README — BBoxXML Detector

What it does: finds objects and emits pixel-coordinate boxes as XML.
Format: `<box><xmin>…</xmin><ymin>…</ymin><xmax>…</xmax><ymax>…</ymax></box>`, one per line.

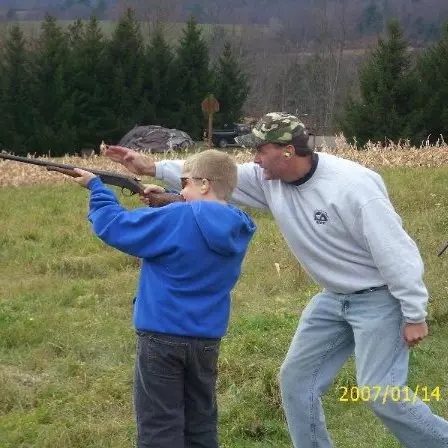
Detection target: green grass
<box><xmin>0</xmin><ymin>166</ymin><xmax>447</xmax><ymax>447</ymax></box>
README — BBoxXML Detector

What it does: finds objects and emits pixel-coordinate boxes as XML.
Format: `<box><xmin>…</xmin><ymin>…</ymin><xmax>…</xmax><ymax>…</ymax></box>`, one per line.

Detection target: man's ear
<box><xmin>283</xmin><ymin>144</ymin><xmax>295</xmax><ymax>158</ymax></box>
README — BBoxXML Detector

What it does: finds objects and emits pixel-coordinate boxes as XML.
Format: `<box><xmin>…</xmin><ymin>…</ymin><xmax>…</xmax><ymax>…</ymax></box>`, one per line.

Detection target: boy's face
<box><xmin>180</xmin><ymin>172</ymin><xmax>207</xmax><ymax>201</ymax></box>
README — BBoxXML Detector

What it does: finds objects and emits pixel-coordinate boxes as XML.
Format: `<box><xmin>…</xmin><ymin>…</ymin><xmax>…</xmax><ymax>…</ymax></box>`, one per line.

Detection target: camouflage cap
<box><xmin>235</xmin><ymin>112</ymin><xmax>308</xmax><ymax>148</ymax></box>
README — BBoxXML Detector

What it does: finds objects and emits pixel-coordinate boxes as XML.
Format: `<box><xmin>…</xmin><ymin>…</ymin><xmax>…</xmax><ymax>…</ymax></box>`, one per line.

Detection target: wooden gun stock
<box><xmin>47</xmin><ymin>166</ymin><xmax>81</xmax><ymax>178</ymax></box>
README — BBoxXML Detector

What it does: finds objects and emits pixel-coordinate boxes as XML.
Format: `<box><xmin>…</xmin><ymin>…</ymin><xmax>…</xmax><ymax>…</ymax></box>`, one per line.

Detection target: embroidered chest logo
<box><xmin>314</xmin><ymin>210</ymin><xmax>329</xmax><ymax>225</ymax></box>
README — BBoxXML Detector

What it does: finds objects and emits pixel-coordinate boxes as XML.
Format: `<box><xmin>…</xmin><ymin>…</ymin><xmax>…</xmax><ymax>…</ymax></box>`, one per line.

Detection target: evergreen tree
<box><xmin>103</xmin><ymin>8</ymin><xmax>147</xmax><ymax>141</ymax></box>
<box><xmin>339</xmin><ymin>19</ymin><xmax>417</xmax><ymax>147</ymax></box>
<box><xmin>175</xmin><ymin>16</ymin><xmax>211</xmax><ymax>139</ymax></box>
<box><xmin>0</xmin><ymin>24</ymin><xmax>34</xmax><ymax>154</ymax></box>
<box><xmin>413</xmin><ymin>22</ymin><xmax>448</xmax><ymax>144</ymax></box>
<box><xmin>212</xmin><ymin>42</ymin><xmax>249</xmax><ymax>127</ymax></box>
<box><xmin>143</xmin><ymin>26</ymin><xmax>177</xmax><ymax>127</ymax></box>
<box><xmin>67</xmin><ymin>18</ymin><xmax>84</xmax><ymax>49</ymax></box>
<box><xmin>29</xmin><ymin>15</ymin><xmax>77</xmax><ymax>155</ymax></box>
<box><xmin>67</xmin><ymin>15</ymin><xmax>112</xmax><ymax>149</ymax></box>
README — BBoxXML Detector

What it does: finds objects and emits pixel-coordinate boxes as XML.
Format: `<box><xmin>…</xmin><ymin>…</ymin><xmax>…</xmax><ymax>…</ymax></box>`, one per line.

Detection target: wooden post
<box><xmin>201</xmin><ymin>94</ymin><xmax>220</xmax><ymax>149</ymax></box>
<box><xmin>208</xmin><ymin>112</ymin><xmax>214</xmax><ymax>149</ymax></box>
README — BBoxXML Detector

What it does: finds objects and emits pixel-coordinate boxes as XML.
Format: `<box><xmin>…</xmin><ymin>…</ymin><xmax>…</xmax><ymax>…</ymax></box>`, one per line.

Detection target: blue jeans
<box><xmin>279</xmin><ymin>288</ymin><xmax>448</xmax><ymax>448</ymax></box>
<box><xmin>134</xmin><ymin>331</ymin><xmax>221</xmax><ymax>448</ymax></box>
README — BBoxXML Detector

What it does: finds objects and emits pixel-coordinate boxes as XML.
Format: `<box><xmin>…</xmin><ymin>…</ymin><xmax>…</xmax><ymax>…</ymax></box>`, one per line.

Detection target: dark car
<box><xmin>210</xmin><ymin>123</ymin><xmax>252</xmax><ymax>148</ymax></box>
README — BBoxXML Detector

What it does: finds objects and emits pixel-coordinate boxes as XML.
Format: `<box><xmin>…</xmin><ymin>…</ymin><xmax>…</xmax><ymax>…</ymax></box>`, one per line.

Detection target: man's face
<box><xmin>253</xmin><ymin>143</ymin><xmax>289</xmax><ymax>180</ymax></box>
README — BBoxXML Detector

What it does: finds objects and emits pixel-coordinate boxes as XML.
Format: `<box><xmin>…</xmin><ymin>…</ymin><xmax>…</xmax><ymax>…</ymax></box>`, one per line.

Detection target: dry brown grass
<box><xmin>1</xmin><ymin>136</ymin><xmax>448</xmax><ymax>188</ymax></box>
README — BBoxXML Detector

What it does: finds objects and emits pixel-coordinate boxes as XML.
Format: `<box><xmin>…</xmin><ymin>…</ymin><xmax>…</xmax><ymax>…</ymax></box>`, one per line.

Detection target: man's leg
<box><xmin>134</xmin><ymin>332</ymin><xmax>186</xmax><ymax>448</ymax></box>
<box><xmin>348</xmin><ymin>289</ymin><xmax>448</xmax><ymax>448</ymax></box>
<box><xmin>279</xmin><ymin>290</ymin><xmax>355</xmax><ymax>448</ymax></box>
<box><xmin>184</xmin><ymin>338</ymin><xmax>221</xmax><ymax>448</ymax></box>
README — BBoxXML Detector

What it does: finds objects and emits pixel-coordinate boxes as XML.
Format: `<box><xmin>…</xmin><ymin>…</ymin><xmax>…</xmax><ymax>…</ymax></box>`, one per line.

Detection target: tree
<box><xmin>174</xmin><ymin>16</ymin><xmax>211</xmax><ymax>139</ymax></box>
<box><xmin>0</xmin><ymin>24</ymin><xmax>34</xmax><ymax>154</ymax></box>
<box><xmin>212</xmin><ymin>42</ymin><xmax>249</xmax><ymax>127</ymax></box>
<box><xmin>103</xmin><ymin>8</ymin><xmax>147</xmax><ymax>141</ymax></box>
<box><xmin>338</xmin><ymin>19</ymin><xmax>417</xmax><ymax>147</ymax></box>
<box><xmin>67</xmin><ymin>17</ymin><xmax>84</xmax><ymax>48</ymax></box>
<box><xmin>305</xmin><ymin>0</ymin><xmax>349</xmax><ymax>135</ymax></box>
<box><xmin>67</xmin><ymin>15</ymin><xmax>113</xmax><ymax>149</ymax></box>
<box><xmin>143</xmin><ymin>26</ymin><xmax>177</xmax><ymax>127</ymax></box>
<box><xmin>358</xmin><ymin>2</ymin><xmax>384</xmax><ymax>35</ymax></box>
<box><xmin>28</xmin><ymin>15</ymin><xmax>77</xmax><ymax>155</ymax></box>
<box><xmin>412</xmin><ymin>22</ymin><xmax>448</xmax><ymax>144</ymax></box>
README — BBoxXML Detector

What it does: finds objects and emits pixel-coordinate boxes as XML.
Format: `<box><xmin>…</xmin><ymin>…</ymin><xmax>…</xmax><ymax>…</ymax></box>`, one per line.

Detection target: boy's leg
<box><xmin>279</xmin><ymin>291</ymin><xmax>355</xmax><ymax>448</ymax></box>
<box><xmin>134</xmin><ymin>332</ymin><xmax>187</xmax><ymax>448</ymax></box>
<box><xmin>184</xmin><ymin>338</ymin><xmax>221</xmax><ymax>448</ymax></box>
<box><xmin>348</xmin><ymin>289</ymin><xmax>448</xmax><ymax>448</ymax></box>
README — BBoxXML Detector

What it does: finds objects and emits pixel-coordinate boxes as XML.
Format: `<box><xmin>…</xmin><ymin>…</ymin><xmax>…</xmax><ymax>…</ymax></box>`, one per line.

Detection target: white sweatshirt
<box><xmin>155</xmin><ymin>152</ymin><xmax>428</xmax><ymax>323</ymax></box>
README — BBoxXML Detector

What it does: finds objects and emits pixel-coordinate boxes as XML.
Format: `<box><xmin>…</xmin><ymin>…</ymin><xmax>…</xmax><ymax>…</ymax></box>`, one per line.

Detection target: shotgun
<box><xmin>0</xmin><ymin>152</ymin><xmax>185</xmax><ymax>207</ymax></box>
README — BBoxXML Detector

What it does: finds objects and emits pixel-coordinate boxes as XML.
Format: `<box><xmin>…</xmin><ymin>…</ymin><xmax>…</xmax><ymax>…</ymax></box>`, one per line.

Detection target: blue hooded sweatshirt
<box><xmin>86</xmin><ymin>177</ymin><xmax>256</xmax><ymax>338</ymax></box>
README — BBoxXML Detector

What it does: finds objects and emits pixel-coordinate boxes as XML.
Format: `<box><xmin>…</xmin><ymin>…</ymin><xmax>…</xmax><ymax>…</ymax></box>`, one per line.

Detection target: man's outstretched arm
<box><xmin>104</xmin><ymin>145</ymin><xmax>269</xmax><ymax>209</ymax></box>
<box><xmin>104</xmin><ymin>145</ymin><xmax>157</xmax><ymax>176</ymax></box>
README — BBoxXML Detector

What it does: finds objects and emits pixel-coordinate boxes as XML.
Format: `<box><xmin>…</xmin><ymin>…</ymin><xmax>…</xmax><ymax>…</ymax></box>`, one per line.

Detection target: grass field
<box><xmin>0</xmin><ymin>150</ymin><xmax>448</xmax><ymax>447</ymax></box>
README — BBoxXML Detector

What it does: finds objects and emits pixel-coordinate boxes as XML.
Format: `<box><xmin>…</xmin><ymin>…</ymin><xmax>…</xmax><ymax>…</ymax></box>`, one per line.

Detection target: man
<box><xmin>104</xmin><ymin>112</ymin><xmax>448</xmax><ymax>447</ymax></box>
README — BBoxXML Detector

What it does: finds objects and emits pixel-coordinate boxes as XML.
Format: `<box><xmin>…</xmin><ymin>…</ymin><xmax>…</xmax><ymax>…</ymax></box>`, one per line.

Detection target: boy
<box><xmin>72</xmin><ymin>149</ymin><xmax>256</xmax><ymax>448</ymax></box>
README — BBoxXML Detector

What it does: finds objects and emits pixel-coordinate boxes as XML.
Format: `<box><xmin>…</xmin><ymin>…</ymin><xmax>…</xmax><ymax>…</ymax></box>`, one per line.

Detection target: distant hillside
<box><xmin>0</xmin><ymin>0</ymin><xmax>447</xmax><ymax>43</ymax></box>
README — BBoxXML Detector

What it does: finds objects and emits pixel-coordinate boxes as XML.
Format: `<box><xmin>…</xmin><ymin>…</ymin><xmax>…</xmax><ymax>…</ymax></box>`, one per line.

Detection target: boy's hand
<box><xmin>139</xmin><ymin>184</ymin><xmax>166</xmax><ymax>205</ymax></box>
<box><xmin>72</xmin><ymin>168</ymin><xmax>97</xmax><ymax>188</ymax></box>
<box><xmin>104</xmin><ymin>145</ymin><xmax>156</xmax><ymax>176</ymax></box>
<box><xmin>403</xmin><ymin>322</ymin><xmax>428</xmax><ymax>348</ymax></box>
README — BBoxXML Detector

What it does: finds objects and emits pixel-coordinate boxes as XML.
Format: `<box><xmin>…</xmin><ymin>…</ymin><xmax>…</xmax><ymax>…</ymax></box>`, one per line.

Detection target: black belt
<box><xmin>353</xmin><ymin>285</ymin><xmax>388</xmax><ymax>294</ymax></box>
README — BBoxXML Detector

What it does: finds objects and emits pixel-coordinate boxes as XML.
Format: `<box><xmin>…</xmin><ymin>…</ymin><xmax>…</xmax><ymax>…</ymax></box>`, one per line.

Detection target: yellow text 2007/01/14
<box><xmin>338</xmin><ymin>385</ymin><xmax>443</xmax><ymax>404</ymax></box>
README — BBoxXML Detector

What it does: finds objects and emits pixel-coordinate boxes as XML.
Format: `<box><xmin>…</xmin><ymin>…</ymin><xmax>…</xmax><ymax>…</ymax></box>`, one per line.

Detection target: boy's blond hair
<box><xmin>183</xmin><ymin>150</ymin><xmax>237</xmax><ymax>200</ymax></box>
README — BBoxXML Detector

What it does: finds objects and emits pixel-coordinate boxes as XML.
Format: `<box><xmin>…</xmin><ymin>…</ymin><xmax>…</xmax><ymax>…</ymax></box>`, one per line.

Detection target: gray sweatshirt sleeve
<box><xmin>229</xmin><ymin>163</ymin><xmax>269</xmax><ymax>210</ymax></box>
<box><xmin>155</xmin><ymin>160</ymin><xmax>184</xmax><ymax>190</ymax></box>
<box><xmin>356</xmin><ymin>197</ymin><xmax>428</xmax><ymax>323</ymax></box>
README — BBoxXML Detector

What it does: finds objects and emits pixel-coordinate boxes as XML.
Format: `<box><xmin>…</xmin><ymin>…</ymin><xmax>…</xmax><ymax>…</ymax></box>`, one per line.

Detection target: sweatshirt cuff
<box><xmin>87</xmin><ymin>177</ymin><xmax>103</xmax><ymax>190</ymax></box>
<box><xmin>404</xmin><ymin>317</ymin><xmax>427</xmax><ymax>324</ymax></box>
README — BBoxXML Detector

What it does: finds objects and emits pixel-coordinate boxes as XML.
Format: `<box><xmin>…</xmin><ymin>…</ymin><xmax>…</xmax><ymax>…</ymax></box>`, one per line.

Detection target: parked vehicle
<box><xmin>209</xmin><ymin>123</ymin><xmax>252</xmax><ymax>148</ymax></box>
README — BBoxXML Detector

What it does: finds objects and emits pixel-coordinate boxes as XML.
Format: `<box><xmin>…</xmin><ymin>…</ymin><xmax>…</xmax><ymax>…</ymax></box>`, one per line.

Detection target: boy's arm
<box><xmin>155</xmin><ymin>160</ymin><xmax>269</xmax><ymax>210</ymax></box>
<box><xmin>356</xmin><ymin>197</ymin><xmax>428</xmax><ymax>323</ymax></box>
<box><xmin>87</xmin><ymin>177</ymin><xmax>179</xmax><ymax>259</ymax></box>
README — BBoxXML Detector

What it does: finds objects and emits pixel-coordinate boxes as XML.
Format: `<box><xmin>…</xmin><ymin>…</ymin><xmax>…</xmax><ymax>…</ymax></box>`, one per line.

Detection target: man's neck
<box><xmin>281</xmin><ymin>154</ymin><xmax>314</xmax><ymax>183</ymax></box>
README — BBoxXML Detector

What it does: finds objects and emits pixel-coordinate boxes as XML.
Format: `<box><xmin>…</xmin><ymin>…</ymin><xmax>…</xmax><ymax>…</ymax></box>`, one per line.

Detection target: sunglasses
<box><xmin>180</xmin><ymin>177</ymin><xmax>217</xmax><ymax>189</ymax></box>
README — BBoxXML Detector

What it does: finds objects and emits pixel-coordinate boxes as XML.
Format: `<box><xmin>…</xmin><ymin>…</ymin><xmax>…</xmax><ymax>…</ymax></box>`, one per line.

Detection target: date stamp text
<box><xmin>339</xmin><ymin>385</ymin><xmax>443</xmax><ymax>404</ymax></box>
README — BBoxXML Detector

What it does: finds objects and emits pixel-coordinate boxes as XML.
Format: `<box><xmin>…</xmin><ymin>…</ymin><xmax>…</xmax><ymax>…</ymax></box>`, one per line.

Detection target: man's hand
<box><xmin>139</xmin><ymin>184</ymin><xmax>166</xmax><ymax>205</ymax></box>
<box><xmin>403</xmin><ymin>322</ymin><xmax>428</xmax><ymax>348</ymax></box>
<box><xmin>72</xmin><ymin>168</ymin><xmax>97</xmax><ymax>188</ymax></box>
<box><xmin>103</xmin><ymin>145</ymin><xmax>156</xmax><ymax>176</ymax></box>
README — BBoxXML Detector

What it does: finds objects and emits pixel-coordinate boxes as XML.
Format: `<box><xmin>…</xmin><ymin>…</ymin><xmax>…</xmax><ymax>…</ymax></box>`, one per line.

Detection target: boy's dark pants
<box><xmin>134</xmin><ymin>331</ymin><xmax>221</xmax><ymax>448</ymax></box>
